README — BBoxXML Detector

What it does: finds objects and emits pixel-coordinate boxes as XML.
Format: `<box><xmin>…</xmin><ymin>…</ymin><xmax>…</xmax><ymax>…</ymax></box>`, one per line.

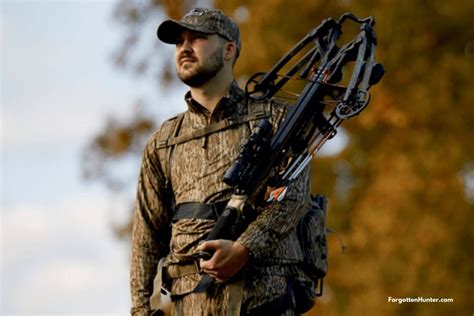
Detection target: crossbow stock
<box><xmin>194</xmin><ymin>12</ymin><xmax>384</xmax><ymax>291</ymax></box>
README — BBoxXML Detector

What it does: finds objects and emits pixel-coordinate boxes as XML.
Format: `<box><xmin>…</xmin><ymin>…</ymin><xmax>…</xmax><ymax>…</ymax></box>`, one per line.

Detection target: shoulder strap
<box><xmin>157</xmin><ymin>113</ymin><xmax>185</xmax><ymax>186</ymax></box>
<box><xmin>157</xmin><ymin>101</ymin><xmax>271</xmax><ymax>149</ymax></box>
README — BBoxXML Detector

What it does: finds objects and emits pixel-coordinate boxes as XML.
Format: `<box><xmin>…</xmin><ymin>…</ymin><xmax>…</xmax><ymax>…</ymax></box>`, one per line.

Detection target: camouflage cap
<box><xmin>157</xmin><ymin>8</ymin><xmax>241</xmax><ymax>53</ymax></box>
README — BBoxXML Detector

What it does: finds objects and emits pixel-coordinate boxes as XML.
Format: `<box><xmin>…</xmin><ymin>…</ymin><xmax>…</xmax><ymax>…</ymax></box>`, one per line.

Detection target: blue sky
<box><xmin>1</xmin><ymin>1</ymin><xmax>186</xmax><ymax>314</ymax></box>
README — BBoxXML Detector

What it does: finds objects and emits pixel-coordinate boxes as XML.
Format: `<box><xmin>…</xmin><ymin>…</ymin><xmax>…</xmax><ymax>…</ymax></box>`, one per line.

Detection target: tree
<box><xmin>82</xmin><ymin>1</ymin><xmax>474</xmax><ymax>314</ymax></box>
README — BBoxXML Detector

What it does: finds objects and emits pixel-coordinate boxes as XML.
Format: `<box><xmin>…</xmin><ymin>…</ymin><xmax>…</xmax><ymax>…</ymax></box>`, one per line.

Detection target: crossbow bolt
<box><xmin>266</xmin><ymin>186</ymin><xmax>288</xmax><ymax>203</ymax></box>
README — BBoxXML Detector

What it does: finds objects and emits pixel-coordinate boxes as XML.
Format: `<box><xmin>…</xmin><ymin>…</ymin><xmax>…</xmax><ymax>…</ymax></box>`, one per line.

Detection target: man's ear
<box><xmin>223</xmin><ymin>41</ymin><xmax>237</xmax><ymax>62</ymax></box>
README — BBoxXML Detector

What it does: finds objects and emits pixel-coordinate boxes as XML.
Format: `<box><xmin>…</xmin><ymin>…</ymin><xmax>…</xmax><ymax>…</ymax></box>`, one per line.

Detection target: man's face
<box><xmin>174</xmin><ymin>31</ymin><xmax>225</xmax><ymax>87</ymax></box>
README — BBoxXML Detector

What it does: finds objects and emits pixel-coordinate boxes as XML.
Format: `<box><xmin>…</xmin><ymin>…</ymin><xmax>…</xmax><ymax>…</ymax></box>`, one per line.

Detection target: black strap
<box><xmin>173</xmin><ymin>201</ymin><xmax>229</xmax><ymax>222</ymax></box>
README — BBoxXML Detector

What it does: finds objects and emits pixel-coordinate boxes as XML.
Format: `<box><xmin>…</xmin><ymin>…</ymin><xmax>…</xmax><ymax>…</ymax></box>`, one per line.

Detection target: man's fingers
<box><xmin>196</xmin><ymin>239</ymin><xmax>237</xmax><ymax>278</ymax></box>
<box><xmin>197</xmin><ymin>240</ymin><xmax>221</xmax><ymax>251</ymax></box>
<box><xmin>196</xmin><ymin>240</ymin><xmax>221</xmax><ymax>270</ymax></box>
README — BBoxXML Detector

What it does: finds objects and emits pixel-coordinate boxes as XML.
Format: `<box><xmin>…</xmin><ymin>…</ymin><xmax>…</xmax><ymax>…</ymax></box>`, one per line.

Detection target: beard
<box><xmin>176</xmin><ymin>46</ymin><xmax>225</xmax><ymax>87</ymax></box>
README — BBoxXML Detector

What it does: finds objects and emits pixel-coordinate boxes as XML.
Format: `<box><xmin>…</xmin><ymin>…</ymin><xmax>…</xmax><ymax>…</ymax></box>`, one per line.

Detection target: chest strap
<box><xmin>157</xmin><ymin>102</ymin><xmax>271</xmax><ymax>149</ymax></box>
<box><xmin>172</xmin><ymin>201</ymin><xmax>229</xmax><ymax>222</ymax></box>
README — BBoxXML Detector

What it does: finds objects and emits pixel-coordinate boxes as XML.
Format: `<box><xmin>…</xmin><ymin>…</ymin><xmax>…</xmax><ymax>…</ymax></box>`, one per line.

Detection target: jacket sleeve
<box><xmin>236</xmin><ymin>165</ymin><xmax>311</xmax><ymax>258</ymax></box>
<box><xmin>130</xmin><ymin>137</ymin><xmax>173</xmax><ymax>316</ymax></box>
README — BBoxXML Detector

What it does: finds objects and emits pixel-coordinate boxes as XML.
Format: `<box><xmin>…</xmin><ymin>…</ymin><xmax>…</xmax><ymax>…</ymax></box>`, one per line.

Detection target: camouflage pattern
<box><xmin>157</xmin><ymin>8</ymin><xmax>241</xmax><ymax>53</ymax></box>
<box><xmin>130</xmin><ymin>81</ymin><xmax>311</xmax><ymax>316</ymax></box>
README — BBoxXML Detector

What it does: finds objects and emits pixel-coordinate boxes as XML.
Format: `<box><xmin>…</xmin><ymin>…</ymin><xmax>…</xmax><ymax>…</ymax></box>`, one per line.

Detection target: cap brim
<box><xmin>157</xmin><ymin>20</ymin><xmax>215</xmax><ymax>44</ymax></box>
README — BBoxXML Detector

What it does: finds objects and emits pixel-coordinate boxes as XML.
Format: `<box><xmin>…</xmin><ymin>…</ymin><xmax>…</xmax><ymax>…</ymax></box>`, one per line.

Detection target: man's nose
<box><xmin>178</xmin><ymin>38</ymin><xmax>193</xmax><ymax>53</ymax></box>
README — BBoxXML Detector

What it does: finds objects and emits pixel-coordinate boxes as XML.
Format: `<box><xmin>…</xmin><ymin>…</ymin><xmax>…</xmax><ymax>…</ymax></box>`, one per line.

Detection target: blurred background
<box><xmin>1</xmin><ymin>0</ymin><xmax>473</xmax><ymax>315</ymax></box>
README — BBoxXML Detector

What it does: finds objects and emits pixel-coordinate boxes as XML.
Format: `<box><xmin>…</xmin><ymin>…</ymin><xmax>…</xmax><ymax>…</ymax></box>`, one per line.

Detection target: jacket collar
<box><xmin>184</xmin><ymin>81</ymin><xmax>245</xmax><ymax>118</ymax></box>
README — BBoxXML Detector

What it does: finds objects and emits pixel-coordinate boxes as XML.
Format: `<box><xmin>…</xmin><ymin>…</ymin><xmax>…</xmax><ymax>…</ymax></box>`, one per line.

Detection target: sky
<box><xmin>0</xmin><ymin>1</ymin><xmax>348</xmax><ymax>314</ymax></box>
<box><xmin>1</xmin><ymin>0</ymin><xmax>186</xmax><ymax>314</ymax></box>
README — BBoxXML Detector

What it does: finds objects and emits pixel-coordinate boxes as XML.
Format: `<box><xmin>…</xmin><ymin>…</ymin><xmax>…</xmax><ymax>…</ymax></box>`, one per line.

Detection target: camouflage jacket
<box><xmin>130</xmin><ymin>81</ymin><xmax>311</xmax><ymax>315</ymax></box>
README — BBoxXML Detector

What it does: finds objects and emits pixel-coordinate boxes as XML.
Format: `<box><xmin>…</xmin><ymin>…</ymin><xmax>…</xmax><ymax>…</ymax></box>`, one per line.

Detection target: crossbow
<box><xmin>194</xmin><ymin>12</ymin><xmax>384</xmax><ymax>291</ymax></box>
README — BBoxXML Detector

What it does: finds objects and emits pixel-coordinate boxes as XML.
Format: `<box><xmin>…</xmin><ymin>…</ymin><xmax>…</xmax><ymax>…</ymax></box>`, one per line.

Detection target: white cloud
<box><xmin>3</xmin><ymin>96</ymin><xmax>99</xmax><ymax>151</ymax></box>
<box><xmin>2</xmin><ymin>191</ymin><xmax>131</xmax><ymax>314</ymax></box>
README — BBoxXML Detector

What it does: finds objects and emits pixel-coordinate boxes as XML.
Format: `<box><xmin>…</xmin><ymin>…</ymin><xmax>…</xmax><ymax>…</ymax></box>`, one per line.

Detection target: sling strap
<box><xmin>150</xmin><ymin>257</ymin><xmax>172</xmax><ymax>315</ymax></box>
<box><xmin>157</xmin><ymin>101</ymin><xmax>271</xmax><ymax>150</ymax></box>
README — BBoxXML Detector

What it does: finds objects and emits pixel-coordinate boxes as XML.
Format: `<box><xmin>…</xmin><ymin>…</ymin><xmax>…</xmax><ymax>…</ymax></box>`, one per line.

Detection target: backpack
<box><xmin>294</xmin><ymin>194</ymin><xmax>328</xmax><ymax>313</ymax></box>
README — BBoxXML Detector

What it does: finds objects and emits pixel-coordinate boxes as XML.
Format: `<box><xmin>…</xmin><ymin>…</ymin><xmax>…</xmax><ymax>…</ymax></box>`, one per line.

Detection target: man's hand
<box><xmin>197</xmin><ymin>240</ymin><xmax>249</xmax><ymax>283</ymax></box>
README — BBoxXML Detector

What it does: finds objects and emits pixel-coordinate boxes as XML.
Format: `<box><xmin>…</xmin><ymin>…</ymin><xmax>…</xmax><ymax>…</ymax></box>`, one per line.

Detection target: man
<box><xmin>130</xmin><ymin>8</ymin><xmax>311</xmax><ymax>316</ymax></box>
